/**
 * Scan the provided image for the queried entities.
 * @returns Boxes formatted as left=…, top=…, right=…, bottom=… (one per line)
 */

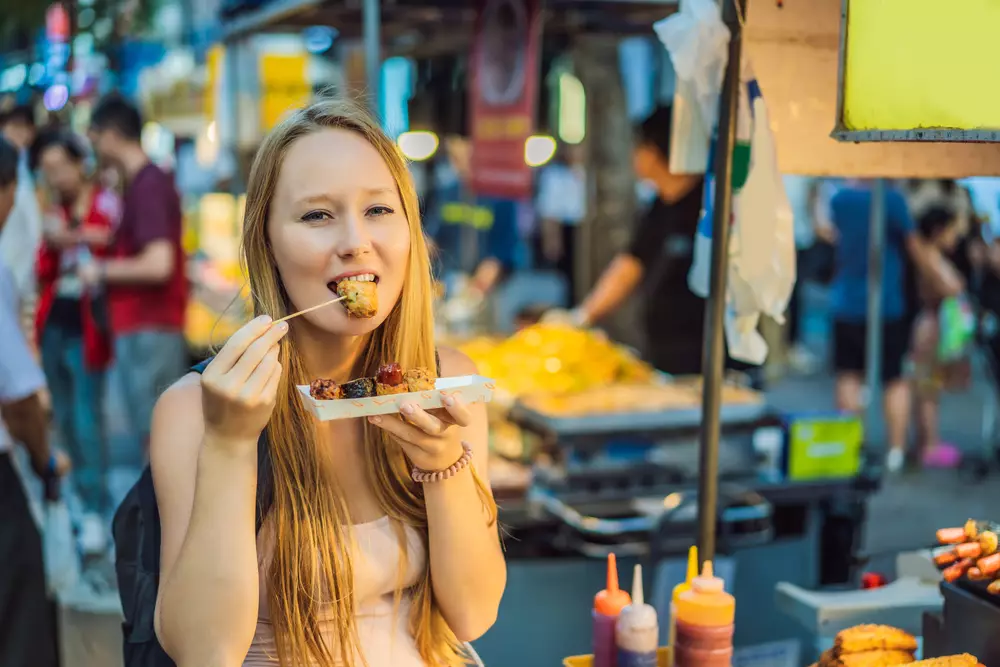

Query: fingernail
left=256, top=315, right=272, bottom=324
left=443, top=396, right=454, bottom=407
left=400, top=403, right=415, bottom=415
left=368, top=415, right=381, bottom=424
left=276, top=321, right=289, bottom=332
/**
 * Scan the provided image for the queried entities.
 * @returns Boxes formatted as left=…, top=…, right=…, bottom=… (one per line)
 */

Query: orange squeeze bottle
left=593, top=553, right=632, bottom=667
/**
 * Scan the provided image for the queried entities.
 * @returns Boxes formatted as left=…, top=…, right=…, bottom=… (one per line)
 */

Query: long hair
left=240, top=98, right=496, bottom=667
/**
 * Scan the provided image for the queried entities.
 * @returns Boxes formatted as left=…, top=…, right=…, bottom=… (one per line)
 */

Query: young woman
left=151, top=99, right=505, bottom=667
left=910, top=205, right=967, bottom=468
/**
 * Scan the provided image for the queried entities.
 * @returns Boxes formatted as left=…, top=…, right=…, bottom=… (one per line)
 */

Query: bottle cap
left=671, top=545, right=699, bottom=603
left=691, top=560, right=725, bottom=594
left=618, top=564, right=659, bottom=630
left=594, top=553, right=632, bottom=615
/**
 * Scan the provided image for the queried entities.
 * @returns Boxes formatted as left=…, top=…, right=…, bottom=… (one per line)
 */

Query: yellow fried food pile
left=458, top=323, right=655, bottom=398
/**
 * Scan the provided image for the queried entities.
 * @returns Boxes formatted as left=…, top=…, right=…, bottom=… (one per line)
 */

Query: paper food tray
left=298, top=375, right=495, bottom=421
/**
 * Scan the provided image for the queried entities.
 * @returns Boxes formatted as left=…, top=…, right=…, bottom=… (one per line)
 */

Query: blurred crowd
left=0, top=95, right=186, bottom=562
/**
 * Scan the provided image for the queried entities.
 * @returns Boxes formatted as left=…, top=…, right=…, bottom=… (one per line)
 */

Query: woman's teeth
left=342, top=274, right=376, bottom=283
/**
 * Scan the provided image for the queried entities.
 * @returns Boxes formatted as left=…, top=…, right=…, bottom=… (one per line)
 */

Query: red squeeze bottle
left=593, top=553, right=632, bottom=667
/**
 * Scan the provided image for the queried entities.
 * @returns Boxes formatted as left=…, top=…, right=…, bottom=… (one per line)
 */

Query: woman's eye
left=366, top=205, right=394, bottom=217
left=300, top=210, right=331, bottom=223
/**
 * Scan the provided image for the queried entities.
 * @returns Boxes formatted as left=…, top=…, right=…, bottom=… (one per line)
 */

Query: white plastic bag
left=654, top=0, right=730, bottom=128
left=681, top=57, right=795, bottom=365
left=725, top=92, right=796, bottom=364
left=655, top=0, right=730, bottom=176
left=44, top=499, right=80, bottom=596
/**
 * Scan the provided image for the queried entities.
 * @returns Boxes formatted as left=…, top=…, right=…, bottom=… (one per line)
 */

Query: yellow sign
left=842, top=0, right=1000, bottom=133
left=205, top=45, right=223, bottom=121
left=258, top=53, right=312, bottom=133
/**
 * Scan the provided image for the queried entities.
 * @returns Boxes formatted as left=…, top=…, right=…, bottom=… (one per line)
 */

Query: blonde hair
left=240, top=98, right=497, bottom=667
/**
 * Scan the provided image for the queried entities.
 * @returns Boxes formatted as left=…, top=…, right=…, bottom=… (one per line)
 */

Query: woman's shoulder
left=436, top=346, right=478, bottom=377
left=152, top=373, right=205, bottom=430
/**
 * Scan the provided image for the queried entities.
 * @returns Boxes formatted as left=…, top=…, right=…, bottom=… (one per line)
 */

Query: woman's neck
left=293, top=323, right=368, bottom=382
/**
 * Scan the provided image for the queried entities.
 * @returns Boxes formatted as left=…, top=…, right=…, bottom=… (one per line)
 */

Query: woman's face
left=39, top=145, right=84, bottom=201
left=267, top=128, right=410, bottom=335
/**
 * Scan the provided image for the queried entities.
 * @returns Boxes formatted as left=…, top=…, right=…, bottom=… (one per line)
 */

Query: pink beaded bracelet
left=411, top=442, right=474, bottom=483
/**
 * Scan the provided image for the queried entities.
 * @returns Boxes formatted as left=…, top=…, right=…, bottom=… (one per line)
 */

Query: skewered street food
left=309, top=378, right=342, bottom=400
left=833, top=625, right=919, bottom=656
left=404, top=367, right=435, bottom=392
left=310, top=365, right=437, bottom=401
left=908, top=656, right=979, bottom=667
left=376, top=363, right=407, bottom=396
left=336, top=278, right=378, bottom=318
left=341, top=377, right=377, bottom=399
left=934, top=520, right=1000, bottom=590
left=816, top=625, right=917, bottom=667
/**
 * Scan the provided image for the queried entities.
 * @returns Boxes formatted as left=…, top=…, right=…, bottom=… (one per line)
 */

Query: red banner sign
left=468, top=0, right=542, bottom=200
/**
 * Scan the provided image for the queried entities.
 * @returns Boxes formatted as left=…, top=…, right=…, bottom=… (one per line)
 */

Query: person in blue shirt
left=827, top=180, right=928, bottom=472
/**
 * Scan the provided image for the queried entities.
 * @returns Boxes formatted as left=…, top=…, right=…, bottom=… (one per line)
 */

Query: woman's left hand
left=368, top=395, right=471, bottom=471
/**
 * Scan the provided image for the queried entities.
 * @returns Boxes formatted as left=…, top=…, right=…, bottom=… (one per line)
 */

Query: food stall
left=752, top=0, right=1000, bottom=662
left=449, top=321, right=873, bottom=665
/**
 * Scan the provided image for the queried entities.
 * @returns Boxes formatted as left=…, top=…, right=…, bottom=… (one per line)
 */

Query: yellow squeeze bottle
left=669, top=546, right=698, bottom=648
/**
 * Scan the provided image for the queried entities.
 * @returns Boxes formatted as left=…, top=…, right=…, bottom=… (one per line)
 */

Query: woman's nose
left=335, top=211, right=373, bottom=257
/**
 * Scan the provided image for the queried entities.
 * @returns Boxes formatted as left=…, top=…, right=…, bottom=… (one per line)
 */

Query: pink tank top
left=243, top=516, right=428, bottom=666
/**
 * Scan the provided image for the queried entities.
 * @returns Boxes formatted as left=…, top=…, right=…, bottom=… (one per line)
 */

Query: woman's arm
left=423, top=347, right=506, bottom=641
left=151, top=376, right=261, bottom=667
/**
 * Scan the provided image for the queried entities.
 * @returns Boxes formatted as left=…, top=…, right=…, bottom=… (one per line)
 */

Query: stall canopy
left=220, top=0, right=680, bottom=45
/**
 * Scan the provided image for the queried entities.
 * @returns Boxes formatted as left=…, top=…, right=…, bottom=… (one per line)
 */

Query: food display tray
left=298, top=375, right=495, bottom=421
left=509, top=399, right=770, bottom=437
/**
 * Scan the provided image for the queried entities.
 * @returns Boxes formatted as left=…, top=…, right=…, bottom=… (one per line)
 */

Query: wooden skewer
left=274, top=295, right=345, bottom=323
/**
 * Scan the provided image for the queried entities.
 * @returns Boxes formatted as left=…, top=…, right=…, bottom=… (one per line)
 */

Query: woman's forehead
left=275, top=127, right=397, bottom=202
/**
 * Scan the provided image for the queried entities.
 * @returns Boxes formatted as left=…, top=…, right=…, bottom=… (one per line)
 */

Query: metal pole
left=362, top=0, right=382, bottom=114
left=697, top=0, right=743, bottom=566
left=865, top=179, right=886, bottom=438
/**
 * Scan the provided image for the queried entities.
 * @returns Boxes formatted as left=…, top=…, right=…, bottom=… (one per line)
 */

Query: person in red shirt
left=33, top=130, right=117, bottom=550
left=81, top=94, right=188, bottom=454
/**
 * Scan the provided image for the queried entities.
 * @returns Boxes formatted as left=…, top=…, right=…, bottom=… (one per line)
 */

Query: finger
left=369, top=414, right=431, bottom=447
left=438, top=395, right=472, bottom=428
left=261, top=359, right=283, bottom=405
left=208, top=315, right=275, bottom=374
left=229, top=322, right=289, bottom=383
left=240, top=347, right=279, bottom=400
left=427, top=408, right=461, bottom=426
left=399, top=404, right=449, bottom=437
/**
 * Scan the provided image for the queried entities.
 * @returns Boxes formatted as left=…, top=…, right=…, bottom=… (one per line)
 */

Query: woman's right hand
left=200, top=315, right=289, bottom=450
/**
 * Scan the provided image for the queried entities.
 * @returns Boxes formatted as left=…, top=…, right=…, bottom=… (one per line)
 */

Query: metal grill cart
left=486, top=377, right=876, bottom=665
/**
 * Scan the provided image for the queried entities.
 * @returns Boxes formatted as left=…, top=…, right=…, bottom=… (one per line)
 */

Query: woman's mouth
left=327, top=273, right=379, bottom=293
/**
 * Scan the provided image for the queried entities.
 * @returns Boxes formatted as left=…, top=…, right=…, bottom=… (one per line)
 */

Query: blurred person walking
left=909, top=206, right=968, bottom=468
left=0, top=134, right=68, bottom=667
left=0, top=106, right=43, bottom=323
left=783, top=174, right=821, bottom=373
left=827, top=180, right=931, bottom=473
left=82, top=94, right=188, bottom=454
left=534, top=142, right=586, bottom=300
left=33, top=130, right=118, bottom=553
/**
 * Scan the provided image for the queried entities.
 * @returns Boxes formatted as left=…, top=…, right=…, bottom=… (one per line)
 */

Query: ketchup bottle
left=593, top=553, right=632, bottom=667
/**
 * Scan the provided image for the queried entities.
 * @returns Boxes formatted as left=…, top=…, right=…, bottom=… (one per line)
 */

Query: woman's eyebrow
left=294, top=194, right=337, bottom=207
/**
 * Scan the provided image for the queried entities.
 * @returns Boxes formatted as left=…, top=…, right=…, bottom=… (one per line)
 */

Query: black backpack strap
left=190, top=357, right=272, bottom=531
